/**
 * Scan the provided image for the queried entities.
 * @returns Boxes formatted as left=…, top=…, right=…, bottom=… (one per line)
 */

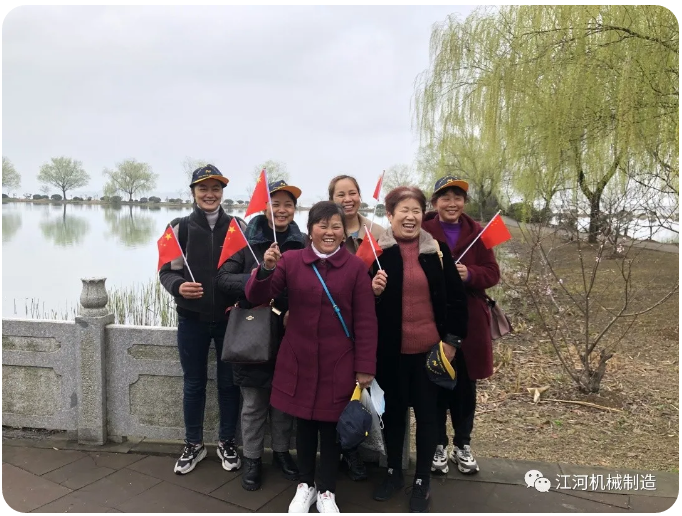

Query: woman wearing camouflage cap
left=159, top=164, right=244, bottom=476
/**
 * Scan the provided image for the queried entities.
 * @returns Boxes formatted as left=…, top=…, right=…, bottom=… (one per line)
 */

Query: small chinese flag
left=372, top=171, right=384, bottom=201
left=245, top=169, right=269, bottom=217
left=480, top=214, right=512, bottom=249
left=356, top=228, right=383, bottom=269
left=157, top=226, right=183, bottom=271
left=218, top=218, right=248, bottom=268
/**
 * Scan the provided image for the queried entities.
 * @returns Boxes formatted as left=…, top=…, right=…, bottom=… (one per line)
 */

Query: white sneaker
left=288, top=483, right=318, bottom=513
left=316, top=490, right=340, bottom=513
left=430, top=444, right=449, bottom=474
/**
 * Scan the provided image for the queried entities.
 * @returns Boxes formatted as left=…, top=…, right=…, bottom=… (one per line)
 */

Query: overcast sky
left=2, top=5, right=478, bottom=202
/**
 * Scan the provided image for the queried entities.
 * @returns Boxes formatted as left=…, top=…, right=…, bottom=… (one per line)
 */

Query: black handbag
left=221, top=302, right=280, bottom=364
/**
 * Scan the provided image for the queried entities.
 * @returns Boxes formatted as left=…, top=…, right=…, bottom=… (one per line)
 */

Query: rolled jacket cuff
left=172, top=279, right=185, bottom=297
left=443, top=334, right=463, bottom=348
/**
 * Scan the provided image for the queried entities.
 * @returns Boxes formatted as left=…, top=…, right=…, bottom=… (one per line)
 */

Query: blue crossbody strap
left=312, top=264, right=354, bottom=341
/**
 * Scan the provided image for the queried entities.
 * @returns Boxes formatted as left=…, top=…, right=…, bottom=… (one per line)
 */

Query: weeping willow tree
left=414, top=5, right=678, bottom=243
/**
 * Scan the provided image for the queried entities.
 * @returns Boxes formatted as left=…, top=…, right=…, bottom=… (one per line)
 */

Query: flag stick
left=169, top=227, right=196, bottom=282
left=455, top=209, right=502, bottom=264
left=363, top=225, right=382, bottom=270
left=263, top=168, right=278, bottom=245
left=235, top=220, right=260, bottom=266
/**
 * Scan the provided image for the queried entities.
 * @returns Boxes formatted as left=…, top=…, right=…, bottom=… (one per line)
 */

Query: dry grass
left=424, top=226, right=679, bottom=472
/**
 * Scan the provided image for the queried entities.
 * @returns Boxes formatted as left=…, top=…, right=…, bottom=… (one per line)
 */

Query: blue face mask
left=369, top=379, right=385, bottom=417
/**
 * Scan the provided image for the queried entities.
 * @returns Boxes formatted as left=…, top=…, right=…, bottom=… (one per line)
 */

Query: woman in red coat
left=421, top=176, right=501, bottom=477
left=245, top=201, right=378, bottom=514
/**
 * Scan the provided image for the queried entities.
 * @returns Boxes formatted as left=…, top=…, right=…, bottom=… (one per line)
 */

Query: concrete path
left=1, top=436, right=677, bottom=513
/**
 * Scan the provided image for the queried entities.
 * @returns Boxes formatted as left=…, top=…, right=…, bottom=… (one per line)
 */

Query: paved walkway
left=1, top=436, right=677, bottom=513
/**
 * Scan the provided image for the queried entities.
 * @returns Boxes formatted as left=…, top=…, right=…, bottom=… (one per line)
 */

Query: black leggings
left=437, top=351, right=476, bottom=448
left=296, top=418, right=341, bottom=493
left=382, top=352, right=439, bottom=478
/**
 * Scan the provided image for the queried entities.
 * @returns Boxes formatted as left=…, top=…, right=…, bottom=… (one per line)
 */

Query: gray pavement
left=2, top=436, right=678, bottom=513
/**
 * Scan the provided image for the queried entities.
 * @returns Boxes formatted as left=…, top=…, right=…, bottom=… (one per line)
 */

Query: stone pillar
left=75, top=277, right=114, bottom=445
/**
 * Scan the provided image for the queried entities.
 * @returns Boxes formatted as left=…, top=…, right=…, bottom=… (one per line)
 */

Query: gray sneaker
left=430, top=444, right=449, bottom=474
left=174, top=441, right=207, bottom=474
left=217, top=439, right=242, bottom=472
left=449, top=445, right=479, bottom=474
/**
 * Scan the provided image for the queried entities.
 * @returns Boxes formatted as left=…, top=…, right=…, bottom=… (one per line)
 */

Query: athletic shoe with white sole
left=173, top=441, right=207, bottom=475
left=450, top=444, right=479, bottom=474
left=431, top=444, right=449, bottom=475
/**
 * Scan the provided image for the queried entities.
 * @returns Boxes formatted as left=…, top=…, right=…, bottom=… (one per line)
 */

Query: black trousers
left=383, top=352, right=440, bottom=478
left=296, top=418, right=341, bottom=494
left=437, top=350, right=477, bottom=448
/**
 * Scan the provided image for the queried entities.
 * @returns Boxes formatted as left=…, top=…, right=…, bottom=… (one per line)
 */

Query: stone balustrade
left=2, top=277, right=409, bottom=467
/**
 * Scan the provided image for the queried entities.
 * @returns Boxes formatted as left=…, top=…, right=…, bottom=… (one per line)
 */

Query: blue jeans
left=177, top=316, right=240, bottom=444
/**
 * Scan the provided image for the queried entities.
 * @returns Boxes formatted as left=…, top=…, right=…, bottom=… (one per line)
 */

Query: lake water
left=1, top=202, right=388, bottom=319
left=2, top=202, right=677, bottom=319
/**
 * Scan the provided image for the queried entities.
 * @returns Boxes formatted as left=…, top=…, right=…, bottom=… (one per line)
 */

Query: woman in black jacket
left=159, top=164, right=244, bottom=475
left=215, top=180, right=306, bottom=491
left=369, top=186, right=468, bottom=513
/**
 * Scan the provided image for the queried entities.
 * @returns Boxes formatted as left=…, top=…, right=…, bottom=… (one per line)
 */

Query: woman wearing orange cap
left=216, top=180, right=307, bottom=492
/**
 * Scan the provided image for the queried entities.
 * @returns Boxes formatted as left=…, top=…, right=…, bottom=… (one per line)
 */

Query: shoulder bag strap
left=311, top=264, right=354, bottom=341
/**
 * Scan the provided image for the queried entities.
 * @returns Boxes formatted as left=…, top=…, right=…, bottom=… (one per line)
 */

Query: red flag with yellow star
left=218, top=218, right=248, bottom=268
left=157, top=226, right=183, bottom=271
left=245, top=169, right=269, bottom=217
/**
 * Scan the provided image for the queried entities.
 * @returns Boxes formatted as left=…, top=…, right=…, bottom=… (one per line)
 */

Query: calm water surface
left=1, top=202, right=388, bottom=318
left=2, top=201, right=677, bottom=319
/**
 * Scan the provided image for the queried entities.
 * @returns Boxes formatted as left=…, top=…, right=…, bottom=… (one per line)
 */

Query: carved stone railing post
left=75, top=277, right=113, bottom=445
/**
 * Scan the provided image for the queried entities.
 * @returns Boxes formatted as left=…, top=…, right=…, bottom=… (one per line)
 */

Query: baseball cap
left=189, top=164, right=229, bottom=188
left=425, top=341, right=457, bottom=390
left=336, top=385, right=372, bottom=450
left=269, top=180, right=302, bottom=200
left=433, top=176, right=469, bottom=196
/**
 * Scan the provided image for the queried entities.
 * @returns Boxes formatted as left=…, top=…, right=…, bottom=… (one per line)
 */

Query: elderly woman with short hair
left=370, top=186, right=468, bottom=513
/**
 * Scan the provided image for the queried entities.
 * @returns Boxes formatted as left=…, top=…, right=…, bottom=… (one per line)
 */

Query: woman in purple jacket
left=245, top=201, right=380, bottom=514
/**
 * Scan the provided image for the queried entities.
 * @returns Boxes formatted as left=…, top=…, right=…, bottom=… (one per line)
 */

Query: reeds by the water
left=107, top=280, right=177, bottom=327
left=12, top=279, right=177, bottom=327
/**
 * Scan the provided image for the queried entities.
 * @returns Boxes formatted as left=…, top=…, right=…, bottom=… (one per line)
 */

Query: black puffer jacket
left=159, top=206, right=245, bottom=322
left=215, top=215, right=307, bottom=387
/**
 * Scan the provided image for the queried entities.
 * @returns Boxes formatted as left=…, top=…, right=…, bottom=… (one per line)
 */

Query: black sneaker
left=217, top=439, right=242, bottom=471
left=373, top=468, right=405, bottom=501
left=342, top=449, right=368, bottom=481
left=173, top=441, right=207, bottom=475
left=409, top=477, right=431, bottom=513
